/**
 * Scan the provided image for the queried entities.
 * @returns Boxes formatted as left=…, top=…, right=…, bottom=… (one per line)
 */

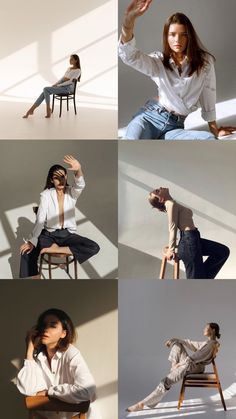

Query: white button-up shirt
left=118, top=37, right=216, bottom=121
left=28, top=176, right=85, bottom=247
left=17, top=344, right=100, bottom=419
left=58, top=68, right=81, bottom=87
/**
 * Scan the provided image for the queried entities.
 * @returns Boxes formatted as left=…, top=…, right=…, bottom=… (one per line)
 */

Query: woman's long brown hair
left=162, top=13, right=215, bottom=76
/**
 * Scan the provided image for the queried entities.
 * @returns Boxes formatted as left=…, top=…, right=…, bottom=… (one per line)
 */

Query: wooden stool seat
left=159, top=246, right=179, bottom=279
left=25, top=396, right=89, bottom=418
left=39, top=248, right=78, bottom=279
left=178, top=345, right=226, bottom=411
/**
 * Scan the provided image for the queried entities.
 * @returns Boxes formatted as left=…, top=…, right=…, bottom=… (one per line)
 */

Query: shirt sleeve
left=118, top=36, right=161, bottom=78
left=190, top=341, right=216, bottom=364
left=17, top=359, right=46, bottom=395
left=180, top=339, right=207, bottom=352
left=27, top=192, right=48, bottom=247
left=166, top=201, right=178, bottom=252
left=199, top=56, right=216, bottom=122
left=47, top=352, right=96, bottom=403
left=69, top=175, right=85, bottom=200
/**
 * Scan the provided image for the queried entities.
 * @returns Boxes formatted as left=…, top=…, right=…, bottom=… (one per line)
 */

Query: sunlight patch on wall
left=0, top=220, right=10, bottom=252
left=5, top=203, right=36, bottom=239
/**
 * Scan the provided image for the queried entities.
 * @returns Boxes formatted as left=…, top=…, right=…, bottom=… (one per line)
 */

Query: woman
left=23, top=54, right=81, bottom=118
left=127, top=322, right=221, bottom=412
left=19, top=155, right=100, bottom=278
left=119, top=1, right=236, bottom=139
left=17, top=308, right=98, bottom=419
left=149, top=188, right=229, bottom=279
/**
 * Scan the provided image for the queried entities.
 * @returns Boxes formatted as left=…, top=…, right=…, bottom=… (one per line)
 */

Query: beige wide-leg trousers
left=141, top=342, right=205, bottom=408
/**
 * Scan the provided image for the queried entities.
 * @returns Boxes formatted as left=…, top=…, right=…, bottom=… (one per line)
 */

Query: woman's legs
left=23, top=86, right=71, bottom=118
left=200, top=238, right=230, bottom=278
left=178, top=230, right=206, bottom=279
left=61, top=233, right=100, bottom=264
left=128, top=343, right=200, bottom=411
left=164, top=128, right=215, bottom=140
left=19, top=246, right=41, bottom=278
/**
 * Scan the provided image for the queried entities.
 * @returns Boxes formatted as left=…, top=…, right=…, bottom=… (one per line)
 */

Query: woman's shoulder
left=62, top=344, right=81, bottom=359
left=149, top=50, right=163, bottom=61
left=40, top=188, right=54, bottom=197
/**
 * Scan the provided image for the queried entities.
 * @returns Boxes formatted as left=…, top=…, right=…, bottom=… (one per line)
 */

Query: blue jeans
left=123, top=100, right=215, bottom=140
left=178, top=229, right=230, bottom=279
left=34, top=85, right=73, bottom=107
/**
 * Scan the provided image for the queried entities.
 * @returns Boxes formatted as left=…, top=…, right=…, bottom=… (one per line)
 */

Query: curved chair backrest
left=72, top=76, right=81, bottom=94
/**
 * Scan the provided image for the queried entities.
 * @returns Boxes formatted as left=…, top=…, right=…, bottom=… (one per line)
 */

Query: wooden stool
left=39, top=249, right=78, bottom=279
left=25, top=396, right=89, bottom=418
left=159, top=246, right=179, bottom=279
left=178, top=345, right=226, bottom=411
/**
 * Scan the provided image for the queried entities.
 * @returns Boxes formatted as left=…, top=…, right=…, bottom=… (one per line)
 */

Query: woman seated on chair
left=17, top=308, right=98, bottom=419
left=19, top=155, right=100, bottom=279
left=148, top=187, right=229, bottom=279
left=23, top=54, right=81, bottom=119
left=127, top=322, right=220, bottom=412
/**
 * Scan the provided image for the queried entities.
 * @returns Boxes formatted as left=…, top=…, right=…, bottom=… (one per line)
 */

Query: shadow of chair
left=33, top=206, right=78, bottom=280
left=52, top=76, right=81, bottom=118
left=178, top=344, right=226, bottom=411
left=159, top=246, right=179, bottom=279
left=25, top=396, right=90, bottom=418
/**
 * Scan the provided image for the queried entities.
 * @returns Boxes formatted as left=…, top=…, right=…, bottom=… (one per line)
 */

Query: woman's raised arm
left=121, top=0, right=153, bottom=43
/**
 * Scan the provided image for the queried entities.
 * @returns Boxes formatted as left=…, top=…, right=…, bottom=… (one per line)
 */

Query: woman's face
left=168, top=23, right=188, bottom=55
left=203, top=323, right=213, bottom=337
left=70, top=55, right=76, bottom=66
left=151, top=187, right=169, bottom=202
left=40, top=315, right=67, bottom=348
left=51, top=170, right=67, bottom=190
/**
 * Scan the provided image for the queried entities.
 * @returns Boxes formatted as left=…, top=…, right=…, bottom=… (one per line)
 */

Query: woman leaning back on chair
left=119, top=0, right=236, bottom=139
left=23, top=54, right=81, bottom=119
left=19, top=155, right=100, bottom=279
left=127, top=322, right=220, bottom=412
left=148, top=187, right=229, bottom=279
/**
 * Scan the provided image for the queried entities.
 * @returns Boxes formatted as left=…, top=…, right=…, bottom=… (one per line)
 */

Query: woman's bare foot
left=22, top=106, right=36, bottom=118
left=45, top=107, right=52, bottom=118
left=40, top=243, right=60, bottom=254
left=31, top=274, right=41, bottom=279
left=126, top=402, right=144, bottom=412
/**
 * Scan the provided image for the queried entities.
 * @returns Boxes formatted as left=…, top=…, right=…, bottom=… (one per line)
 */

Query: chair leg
left=52, top=95, right=55, bottom=113
left=48, top=254, right=52, bottom=279
left=73, top=97, right=77, bottom=115
left=39, top=254, right=43, bottom=279
left=66, top=256, right=69, bottom=275
left=79, top=413, right=86, bottom=419
left=67, top=97, right=69, bottom=111
left=173, top=258, right=179, bottom=280
left=59, top=98, right=62, bottom=117
left=159, top=256, right=167, bottom=279
left=74, top=258, right=78, bottom=280
left=218, top=383, right=227, bottom=411
left=178, top=381, right=186, bottom=410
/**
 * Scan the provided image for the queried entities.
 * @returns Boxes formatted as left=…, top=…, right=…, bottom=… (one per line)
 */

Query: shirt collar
left=169, top=55, right=188, bottom=67
left=37, top=349, right=63, bottom=361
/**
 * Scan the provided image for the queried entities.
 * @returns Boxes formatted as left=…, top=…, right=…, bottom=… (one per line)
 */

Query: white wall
left=118, top=0, right=236, bottom=130
left=119, top=280, right=236, bottom=417
left=0, top=280, right=118, bottom=419
left=0, top=140, right=118, bottom=279
left=119, top=141, right=236, bottom=279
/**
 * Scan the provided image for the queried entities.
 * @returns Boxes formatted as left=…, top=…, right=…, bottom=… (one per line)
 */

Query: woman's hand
left=63, top=155, right=82, bottom=177
left=165, top=338, right=178, bottom=347
left=165, top=248, right=175, bottom=261
left=36, top=390, right=48, bottom=396
left=125, top=0, right=153, bottom=22
left=20, top=242, right=34, bottom=255
left=217, top=126, right=236, bottom=138
left=25, top=327, right=41, bottom=359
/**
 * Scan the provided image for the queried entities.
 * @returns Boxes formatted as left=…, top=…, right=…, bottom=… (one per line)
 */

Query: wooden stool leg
left=39, top=255, right=43, bottom=279
left=48, top=254, right=52, bottom=280
left=67, top=97, right=69, bottom=111
left=159, top=256, right=167, bottom=279
left=66, top=256, right=69, bottom=275
left=74, top=258, right=78, bottom=280
left=59, top=98, right=62, bottom=117
left=173, top=258, right=179, bottom=280
left=79, top=413, right=86, bottom=419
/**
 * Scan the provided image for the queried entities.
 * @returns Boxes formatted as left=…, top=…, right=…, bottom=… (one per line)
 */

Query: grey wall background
left=119, top=0, right=236, bottom=129
left=0, top=140, right=117, bottom=279
left=119, top=141, right=236, bottom=279
left=119, top=280, right=236, bottom=418
left=0, top=280, right=117, bottom=419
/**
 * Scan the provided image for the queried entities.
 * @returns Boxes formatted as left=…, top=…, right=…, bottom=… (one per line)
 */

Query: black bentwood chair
left=52, top=75, right=81, bottom=117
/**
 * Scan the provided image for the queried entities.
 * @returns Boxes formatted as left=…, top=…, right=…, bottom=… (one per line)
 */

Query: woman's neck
left=56, top=188, right=65, bottom=196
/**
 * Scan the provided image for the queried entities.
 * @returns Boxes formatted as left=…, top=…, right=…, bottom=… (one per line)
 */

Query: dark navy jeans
left=19, top=228, right=100, bottom=278
left=178, top=229, right=229, bottom=279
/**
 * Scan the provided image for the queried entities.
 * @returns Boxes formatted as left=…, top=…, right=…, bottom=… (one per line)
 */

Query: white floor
left=0, top=100, right=117, bottom=140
